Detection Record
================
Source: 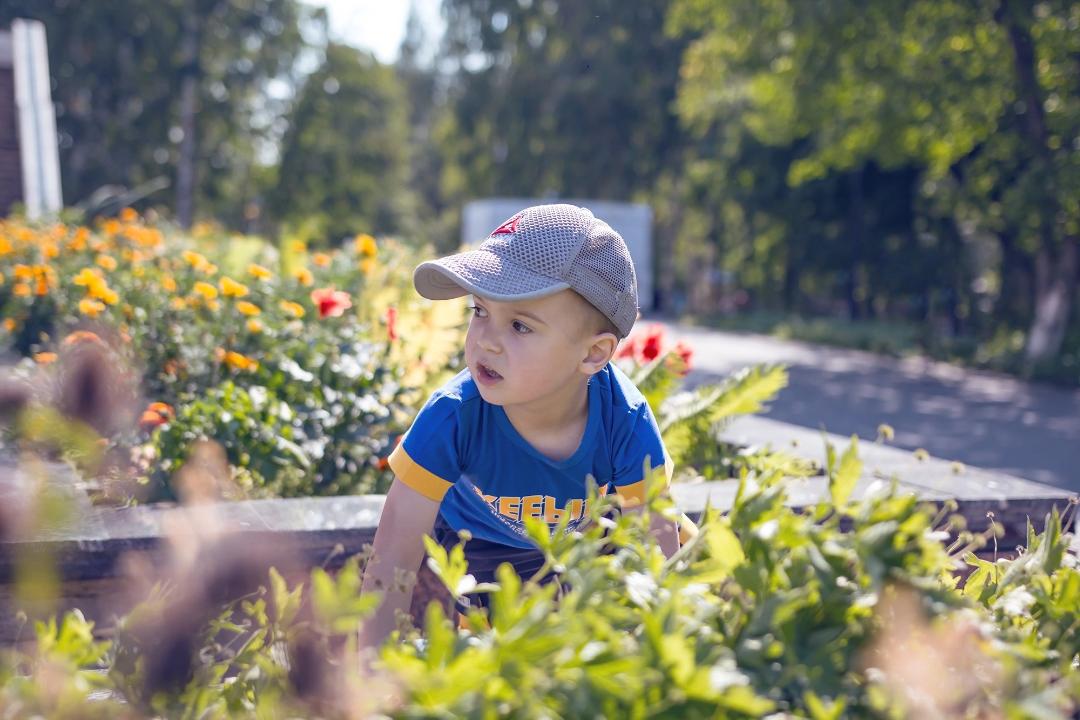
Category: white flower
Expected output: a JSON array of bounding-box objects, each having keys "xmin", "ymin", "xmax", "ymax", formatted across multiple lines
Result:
[
  {"xmin": 248, "ymin": 385, "xmax": 267, "ymax": 409},
  {"xmin": 625, "ymin": 572, "xmax": 657, "ymax": 607},
  {"xmin": 993, "ymin": 587, "xmax": 1036, "ymax": 617},
  {"xmin": 454, "ymin": 574, "xmax": 477, "ymax": 596},
  {"xmin": 280, "ymin": 357, "xmax": 314, "ymax": 382},
  {"xmin": 754, "ymin": 519, "xmax": 779, "ymax": 541},
  {"xmin": 708, "ymin": 660, "xmax": 750, "ymax": 691}
]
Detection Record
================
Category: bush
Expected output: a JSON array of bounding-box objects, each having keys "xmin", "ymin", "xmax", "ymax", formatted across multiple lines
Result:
[
  {"xmin": 0, "ymin": 213, "xmax": 464, "ymax": 501},
  {"xmin": 2, "ymin": 440, "xmax": 1077, "ymax": 718}
]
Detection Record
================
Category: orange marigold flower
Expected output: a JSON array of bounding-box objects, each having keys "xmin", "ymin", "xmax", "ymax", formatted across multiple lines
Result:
[
  {"xmin": 34, "ymin": 352, "xmax": 57, "ymax": 365},
  {"xmin": 162, "ymin": 275, "xmax": 178, "ymax": 292},
  {"xmin": 43, "ymin": 242, "xmax": 60, "ymax": 259},
  {"xmin": 246, "ymin": 318, "xmax": 263, "ymax": 334},
  {"xmin": 224, "ymin": 351, "xmax": 259, "ymax": 372},
  {"xmin": 63, "ymin": 330, "xmax": 106, "ymax": 347},
  {"xmin": 354, "ymin": 233, "xmax": 377, "ymax": 258},
  {"xmin": 169, "ymin": 297, "xmax": 188, "ymax": 311},
  {"xmin": 202, "ymin": 263, "xmax": 218, "ymax": 276},
  {"xmin": 34, "ymin": 275, "xmax": 49, "ymax": 296},
  {"xmin": 102, "ymin": 219, "xmax": 121, "ymax": 236},
  {"xmin": 220, "ymin": 276, "xmax": 249, "ymax": 298},
  {"xmin": 279, "ymin": 300, "xmax": 305, "ymax": 318},
  {"xmin": 79, "ymin": 298, "xmax": 106, "ymax": 317},
  {"xmin": 96, "ymin": 254, "xmax": 118, "ymax": 271},
  {"xmin": 13, "ymin": 264, "xmax": 33, "ymax": 281},
  {"xmin": 193, "ymin": 281, "xmax": 218, "ymax": 300},
  {"xmin": 0, "ymin": 235, "xmax": 13, "ymax": 256},
  {"xmin": 138, "ymin": 401, "xmax": 174, "ymax": 431},
  {"xmin": 13, "ymin": 283, "xmax": 31, "ymax": 297},
  {"xmin": 312, "ymin": 252, "xmax": 332, "ymax": 268},
  {"xmin": 293, "ymin": 267, "xmax": 314, "ymax": 286},
  {"xmin": 247, "ymin": 264, "xmax": 273, "ymax": 280},
  {"xmin": 236, "ymin": 300, "xmax": 261, "ymax": 316},
  {"xmin": 311, "ymin": 287, "xmax": 352, "ymax": 318},
  {"xmin": 147, "ymin": 401, "xmax": 175, "ymax": 419},
  {"xmin": 119, "ymin": 207, "xmax": 138, "ymax": 223},
  {"xmin": 2, "ymin": 318, "xmax": 16, "ymax": 332},
  {"xmin": 73, "ymin": 267, "xmax": 104, "ymax": 287}
]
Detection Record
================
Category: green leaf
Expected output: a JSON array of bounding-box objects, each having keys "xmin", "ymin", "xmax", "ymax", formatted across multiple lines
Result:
[{"xmin": 829, "ymin": 435, "xmax": 862, "ymax": 507}]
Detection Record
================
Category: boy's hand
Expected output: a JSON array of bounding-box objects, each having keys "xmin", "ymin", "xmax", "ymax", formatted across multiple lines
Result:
[{"xmin": 359, "ymin": 478, "xmax": 440, "ymax": 650}]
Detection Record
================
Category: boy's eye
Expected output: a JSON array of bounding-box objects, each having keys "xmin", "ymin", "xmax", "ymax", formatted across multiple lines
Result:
[
  {"xmin": 512, "ymin": 320, "xmax": 532, "ymax": 334},
  {"xmin": 468, "ymin": 305, "xmax": 487, "ymax": 318}
]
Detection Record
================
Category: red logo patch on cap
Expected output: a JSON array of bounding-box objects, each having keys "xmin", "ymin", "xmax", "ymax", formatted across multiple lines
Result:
[{"xmin": 491, "ymin": 215, "xmax": 521, "ymax": 235}]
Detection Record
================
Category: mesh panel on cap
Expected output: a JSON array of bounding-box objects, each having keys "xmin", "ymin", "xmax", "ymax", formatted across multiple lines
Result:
[
  {"xmin": 436, "ymin": 250, "xmax": 564, "ymax": 297},
  {"xmin": 481, "ymin": 205, "xmax": 591, "ymax": 279}
]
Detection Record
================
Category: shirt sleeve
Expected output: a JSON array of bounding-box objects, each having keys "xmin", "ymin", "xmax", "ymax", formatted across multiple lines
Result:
[
  {"xmin": 610, "ymin": 404, "xmax": 673, "ymax": 507},
  {"xmin": 387, "ymin": 392, "xmax": 461, "ymax": 502}
]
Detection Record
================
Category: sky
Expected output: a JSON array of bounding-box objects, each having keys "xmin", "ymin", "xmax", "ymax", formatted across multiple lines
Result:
[{"xmin": 307, "ymin": 0, "xmax": 444, "ymax": 64}]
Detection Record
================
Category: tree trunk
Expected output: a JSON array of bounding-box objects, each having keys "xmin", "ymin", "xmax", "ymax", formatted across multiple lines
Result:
[
  {"xmin": 1025, "ymin": 240, "xmax": 1078, "ymax": 365},
  {"xmin": 175, "ymin": 3, "xmax": 201, "ymax": 229},
  {"xmin": 998, "ymin": 0, "xmax": 1076, "ymax": 363},
  {"xmin": 845, "ymin": 168, "xmax": 866, "ymax": 320}
]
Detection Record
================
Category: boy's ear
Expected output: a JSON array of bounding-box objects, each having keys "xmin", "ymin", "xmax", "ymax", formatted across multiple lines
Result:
[{"xmin": 581, "ymin": 332, "xmax": 618, "ymax": 374}]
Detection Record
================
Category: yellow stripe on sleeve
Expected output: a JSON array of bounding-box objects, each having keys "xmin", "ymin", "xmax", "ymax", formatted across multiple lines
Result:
[
  {"xmin": 614, "ymin": 452, "xmax": 675, "ymax": 508},
  {"xmin": 387, "ymin": 443, "xmax": 454, "ymax": 502}
]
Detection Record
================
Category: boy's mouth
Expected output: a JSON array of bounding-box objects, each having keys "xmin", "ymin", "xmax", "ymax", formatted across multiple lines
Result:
[{"xmin": 475, "ymin": 361, "xmax": 503, "ymax": 385}]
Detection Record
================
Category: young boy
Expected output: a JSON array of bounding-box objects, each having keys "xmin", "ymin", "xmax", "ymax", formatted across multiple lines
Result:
[{"xmin": 360, "ymin": 204, "xmax": 680, "ymax": 646}]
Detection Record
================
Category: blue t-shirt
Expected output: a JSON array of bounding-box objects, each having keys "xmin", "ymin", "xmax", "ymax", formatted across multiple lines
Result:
[{"xmin": 388, "ymin": 362, "xmax": 671, "ymax": 551}]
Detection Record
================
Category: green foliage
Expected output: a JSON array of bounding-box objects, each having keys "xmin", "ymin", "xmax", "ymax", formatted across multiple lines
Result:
[
  {"xmin": 7, "ymin": 440, "xmax": 1078, "ymax": 716},
  {"xmin": 271, "ymin": 43, "xmax": 414, "ymax": 243}
]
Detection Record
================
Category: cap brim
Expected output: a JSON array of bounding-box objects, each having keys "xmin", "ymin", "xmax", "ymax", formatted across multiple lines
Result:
[{"xmin": 414, "ymin": 249, "xmax": 570, "ymax": 302}]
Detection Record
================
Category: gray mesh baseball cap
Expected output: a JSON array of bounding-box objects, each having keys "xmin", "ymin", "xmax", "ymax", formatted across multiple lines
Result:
[{"xmin": 414, "ymin": 204, "xmax": 639, "ymax": 337}]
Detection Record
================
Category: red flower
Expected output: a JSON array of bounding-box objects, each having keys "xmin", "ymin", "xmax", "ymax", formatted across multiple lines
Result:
[
  {"xmin": 385, "ymin": 305, "xmax": 398, "ymax": 342},
  {"xmin": 615, "ymin": 334, "xmax": 638, "ymax": 360},
  {"xmin": 638, "ymin": 324, "xmax": 665, "ymax": 363},
  {"xmin": 310, "ymin": 287, "xmax": 352, "ymax": 318},
  {"xmin": 667, "ymin": 341, "xmax": 694, "ymax": 376}
]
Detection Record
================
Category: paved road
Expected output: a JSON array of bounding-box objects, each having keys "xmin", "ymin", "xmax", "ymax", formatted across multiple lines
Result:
[{"xmin": 659, "ymin": 321, "xmax": 1080, "ymax": 493}]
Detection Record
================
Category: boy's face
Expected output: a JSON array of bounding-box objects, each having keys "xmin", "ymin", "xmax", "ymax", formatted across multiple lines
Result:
[{"xmin": 464, "ymin": 290, "xmax": 613, "ymax": 410}]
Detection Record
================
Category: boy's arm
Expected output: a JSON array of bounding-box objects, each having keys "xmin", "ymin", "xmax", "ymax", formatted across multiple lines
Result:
[{"xmin": 359, "ymin": 477, "xmax": 441, "ymax": 649}]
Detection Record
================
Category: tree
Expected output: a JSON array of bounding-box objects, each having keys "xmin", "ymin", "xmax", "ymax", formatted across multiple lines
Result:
[
  {"xmin": 271, "ymin": 43, "xmax": 413, "ymax": 243},
  {"xmin": 0, "ymin": 0, "xmax": 310, "ymax": 228},
  {"xmin": 669, "ymin": 0, "xmax": 1080, "ymax": 363}
]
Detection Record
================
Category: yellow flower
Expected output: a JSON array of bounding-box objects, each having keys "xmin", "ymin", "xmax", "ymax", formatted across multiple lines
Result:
[
  {"xmin": 236, "ymin": 301, "xmax": 261, "ymax": 316},
  {"xmin": 73, "ymin": 267, "xmax": 102, "ymax": 287},
  {"xmin": 360, "ymin": 257, "xmax": 376, "ymax": 276},
  {"xmin": 183, "ymin": 250, "xmax": 210, "ymax": 270},
  {"xmin": 43, "ymin": 242, "xmax": 59, "ymax": 259},
  {"xmin": 169, "ymin": 297, "xmax": 187, "ymax": 311},
  {"xmin": 220, "ymin": 276, "xmax": 249, "ymax": 298},
  {"xmin": 97, "ymin": 287, "xmax": 119, "ymax": 305},
  {"xmin": 119, "ymin": 207, "xmax": 138, "ymax": 223},
  {"xmin": 0, "ymin": 235, "xmax": 12, "ymax": 256},
  {"xmin": 279, "ymin": 300, "xmax": 305, "ymax": 318},
  {"xmin": 246, "ymin": 318, "xmax": 263, "ymax": 334},
  {"xmin": 354, "ymin": 233, "xmax": 377, "ymax": 258},
  {"xmin": 2, "ymin": 318, "xmax": 16, "ymax": 332},
  {"xmin": 224, "ymin": 351, "xmax": 259, "ymax": 372},
  {"xmin": 34, "ymin": 352, "xmax": 57, "ymax": 365},
  {"xmin": 202, "ymin": 262, "xmax": 218, "ymax": 276},
  {"xmin": 96, "ymin": 254, "xmax": 118, "ymax": 271},
  {"xmin": 312, "ymin": 252, "xmax": 332, "ymax": 268},
  {"xmin": 13, "ymin": 264, "xmax": 33, "ymax": 281},
  {"xmin": 13, "ymin": 283, "xmax": 31, "ymax": 297},
  {"xmin": 193, "ymin": 281, "xmax": 218, "ymax": 300},
  {"xmin": 293, "ymin": 267, "xmax": 313, "ymax": 286},
  {"xmin": 102, "ymin": 219, "xmax": 121, "ymax": 236},
  {"xmin": 247, "ymin": 264, "xmax": 273, "ymax": 280},
  {"xmin": 79, "ymin": 298, "xmax": 106, "ymax": 317},
  {"xmin": 290, "ymin": 240, "xmax": 306, "ymax": 253},
  {"xmin": 162, "ymin": 275, "xmax": 178, "ymax": 292},
  {"xmin": 193, "ymin": 221, "xmax": 215, "ymax": 238}
]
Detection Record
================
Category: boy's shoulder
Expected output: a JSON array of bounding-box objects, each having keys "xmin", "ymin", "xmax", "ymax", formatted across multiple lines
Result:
[
  {"xmin": 425, "ymin": 368, "xmax": 483, "ymax": 411},
  {"xmin": 593, "ymin": 361, "xmax": 651, "ymax": 417}
]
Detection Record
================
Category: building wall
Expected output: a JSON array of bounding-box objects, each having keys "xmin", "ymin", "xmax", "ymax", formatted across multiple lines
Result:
[{"xmin": 0, "ymin": 30, "xmax": 22, "ymax": 216}]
